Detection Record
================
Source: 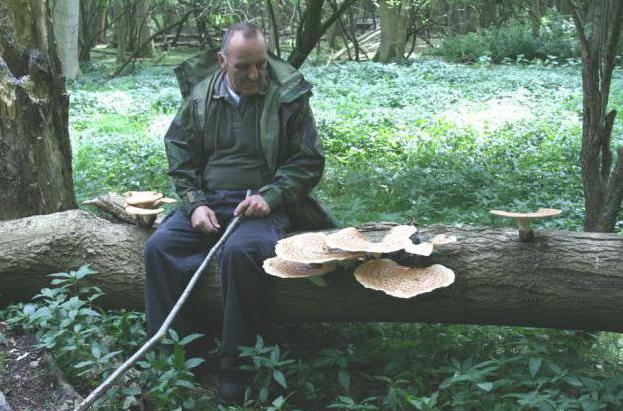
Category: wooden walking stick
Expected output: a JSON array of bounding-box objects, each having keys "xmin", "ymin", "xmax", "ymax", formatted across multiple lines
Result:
[{"xmin": 75, "ymin": 190, "xmax": 251, "ymax": 410}]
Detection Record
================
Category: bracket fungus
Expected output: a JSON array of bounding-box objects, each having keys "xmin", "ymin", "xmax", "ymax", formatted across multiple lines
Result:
[
  {"xmin": 266, "ymin": 225, "xmax": 458, "ymax": 296},
  {"xmin": 325, "ymin": 225, "xmax": 417, "ymax": 254},
  {"xmin": 404, "ymin": 234, "xmax": 458, "ymax": 256},
  {"xmin": 275, "ymin": 232, "xmax": 364, "ymax": 264},
  {"xmin": 263, "ymin": 257, "xmax": 337, "ymax": 278},
  {"xmin": 354, "ymin": 259, "xmax": 455, "ymax": 298},
  {"xmin": 123, "ymin": 191, "xmax": 176, "ymax": 228},
  {"xmin": 490, "ymin": 208, "xmax": 562, "ymax": 242}
]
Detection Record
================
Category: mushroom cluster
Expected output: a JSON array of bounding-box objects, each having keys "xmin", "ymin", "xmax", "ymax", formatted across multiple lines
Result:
[
  {"xmin": 124, "ymin": 191, "xmax": 176, "ymax": 227},
  {"xmin": 263, "ymin": 225, "xmax": 457, "ymax": 299}
]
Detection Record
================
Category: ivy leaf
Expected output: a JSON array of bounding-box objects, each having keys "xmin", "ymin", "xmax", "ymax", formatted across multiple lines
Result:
[
  {"xmin": 273, "ymin": 370, "xmax": 287, "ymax": 388},
  {"xmin": 529, "ymin": 357, "xmax": 542, "ymax": 378}
]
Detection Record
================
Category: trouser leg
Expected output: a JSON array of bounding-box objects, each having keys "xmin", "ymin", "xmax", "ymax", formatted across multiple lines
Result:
[
  {"xmin": 144, "ymin": 210, "xmax": 217, "ymax": 337},
  {"xmin": 218, "ymin": 211, "xmax": 289, "ymax": 360}
]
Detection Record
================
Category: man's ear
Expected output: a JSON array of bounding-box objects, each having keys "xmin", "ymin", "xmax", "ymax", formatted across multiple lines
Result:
[{"xmin": 217, "ymin": 52, "xmax": 226, "ymax": 70}]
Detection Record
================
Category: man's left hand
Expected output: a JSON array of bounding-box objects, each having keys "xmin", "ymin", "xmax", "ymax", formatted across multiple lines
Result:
[{"xmin": 234, "ymin": 194, "xmax": 271, "ymax": 217}]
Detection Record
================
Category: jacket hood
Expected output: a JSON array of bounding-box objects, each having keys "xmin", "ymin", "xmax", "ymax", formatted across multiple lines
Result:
[{"xmin": 173, "ymin": 49, "xmax": 311, "ymax": 103}]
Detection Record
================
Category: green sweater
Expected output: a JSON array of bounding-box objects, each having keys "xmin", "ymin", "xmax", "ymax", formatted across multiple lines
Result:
[{"xmin": 204, "ymin": 72, "xmax": 270, "ymax": 191}]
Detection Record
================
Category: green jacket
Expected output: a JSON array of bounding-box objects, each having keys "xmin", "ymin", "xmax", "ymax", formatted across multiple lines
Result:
[{"xmin": 165, "ymin": 50, "xmax": 336, "ymax": 231}]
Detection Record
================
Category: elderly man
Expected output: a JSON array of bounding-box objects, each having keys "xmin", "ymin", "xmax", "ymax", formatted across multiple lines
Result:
[{"xmin": 143, "ymin": 22, "xmax": 333, "ymax": 405}]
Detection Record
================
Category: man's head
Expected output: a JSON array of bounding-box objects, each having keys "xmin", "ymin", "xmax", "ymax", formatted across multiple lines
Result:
[{"xmin": 218, "ymin": 22, "xmax": 268, "ymax": 96}]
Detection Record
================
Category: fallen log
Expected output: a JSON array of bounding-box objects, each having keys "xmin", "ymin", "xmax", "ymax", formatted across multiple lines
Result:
[{"xmin": 1, "ymin": 210, "xmax": 622, "ymax": 332}]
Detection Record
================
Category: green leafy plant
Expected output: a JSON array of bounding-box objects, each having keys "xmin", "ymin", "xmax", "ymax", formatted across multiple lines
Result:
[{"xmin": 239, "ymin": 335, "xmax": 296, "ymax": 404}]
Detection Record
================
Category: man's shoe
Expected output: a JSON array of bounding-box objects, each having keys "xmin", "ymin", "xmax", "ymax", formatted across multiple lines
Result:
[{"xmin": 216, "ymin": 378, "xmax": 246, "ymax": 406}]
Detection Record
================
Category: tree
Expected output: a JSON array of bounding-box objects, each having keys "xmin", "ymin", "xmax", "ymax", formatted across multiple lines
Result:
[
  {"xmin": 288, "ymin": 0, "xmax": 357, "ymax": 68},
  {"xmin": 79, "ymin": 0, "xmax": 108, "ymax": 62},
  {"xmin": 53, "ymin": 0, "xmax": 80, "ymax": 79},
  {"xmin": 0, "ymin": 0, "xmax": 77, "ymax": 220},
  {"xmin": 113, "ymin": 0, "xmax": 154, "ymax": 65},
  {"xmin": 568, "ymin": 0, "xmax": 623, "ymax": 232},
  {"xmin": 374, "ymin": 0, "xmax": 410, "ymax": 63}
]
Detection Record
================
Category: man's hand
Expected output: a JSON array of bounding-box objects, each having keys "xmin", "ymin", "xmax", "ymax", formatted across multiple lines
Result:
[
  {"xmin": 191, "ymin": 205, "xmax": 221, "ymax": 234},
  {"xmin": 234, "ymin": 194, "xmax": 271, "ymax": 217}
]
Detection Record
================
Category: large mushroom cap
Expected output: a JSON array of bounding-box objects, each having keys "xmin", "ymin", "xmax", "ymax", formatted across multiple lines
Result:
[
  {"xmin": 326, "ymin": 225, "xmax": 416, "ymax": 254},
  {"xmin": 275, "ymin": 232, "xmax": 363, "ymax": 264},
  {"xmin": 490, "ymin": 208, "xmax": 562, "ymax": 219},
  {"xmin": 263, "ymin": 257, "xmax": 337, "ymax": 278},
  {"xmin": 124, "ymin": 191, "xmax": 163, "ymax": 208},
  {"xmin": 354, "ymin": 259, "xmax": 455, "ymax": 298}
]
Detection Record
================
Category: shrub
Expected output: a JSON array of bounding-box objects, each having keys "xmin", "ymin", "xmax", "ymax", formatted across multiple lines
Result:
[{"xmin": 433, "ymin": 14, "xmax": 579, "ymax": 64}]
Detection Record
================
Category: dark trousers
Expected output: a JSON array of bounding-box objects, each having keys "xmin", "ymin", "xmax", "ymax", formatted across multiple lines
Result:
[{"xmin": 144, "ymin": 190, "xmax": 289, "ymax": 361}]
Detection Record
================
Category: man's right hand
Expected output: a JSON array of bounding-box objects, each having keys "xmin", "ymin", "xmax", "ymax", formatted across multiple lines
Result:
[{"xmin": 191, "ymin": 205, "xmax": 221, "ymax": 234}]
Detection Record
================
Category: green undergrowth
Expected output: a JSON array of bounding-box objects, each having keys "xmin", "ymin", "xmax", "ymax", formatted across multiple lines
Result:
[
  {"xmin": 2, "ymin": 269, "xmax": 623, "ymax": 410},
  {"xmin": 69, "ymin": 51, "xmax": 622, "ymax": 231},
  {"xmin": 431, "ymin": 14, "xmax": 580, "ymax": 64}
]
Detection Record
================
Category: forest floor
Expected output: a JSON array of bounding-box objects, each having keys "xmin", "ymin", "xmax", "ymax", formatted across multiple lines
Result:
[{"xmin": 0, "ymin": 323, "xmax": 80, "ymax": 411}]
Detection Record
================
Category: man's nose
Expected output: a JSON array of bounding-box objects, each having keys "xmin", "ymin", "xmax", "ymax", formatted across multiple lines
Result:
[{"xmin": 247, "ymin": 66, "xmax": 259, "ymax": 81}]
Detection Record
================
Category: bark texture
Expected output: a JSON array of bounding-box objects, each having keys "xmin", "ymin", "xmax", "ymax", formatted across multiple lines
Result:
[
  {"xmin": 52, "ymin": 0, "xmax": 80, "ymax": 79},
  {"xmin": 1, "ymin": 210, "xmax": 623, "ymax": 332},
  {"xmin": 0, "ymin": 0, "xmax": 77, "ymax": 221}
]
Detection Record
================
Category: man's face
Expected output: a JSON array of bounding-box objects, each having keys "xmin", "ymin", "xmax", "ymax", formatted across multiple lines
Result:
[{"xmin": 219, "ymin": 32, "xmax": 268, "ymax": 96}]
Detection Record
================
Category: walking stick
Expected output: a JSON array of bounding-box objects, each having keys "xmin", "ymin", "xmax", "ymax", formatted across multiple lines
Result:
[{"xmin": 75, "ymin": 190, "xmax": 251, "ymax": 411}]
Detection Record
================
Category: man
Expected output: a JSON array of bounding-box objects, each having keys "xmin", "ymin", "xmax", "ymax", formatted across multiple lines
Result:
[{"xmin": 144, "ymin": 22, "xmax": 334, "ymax": 405}]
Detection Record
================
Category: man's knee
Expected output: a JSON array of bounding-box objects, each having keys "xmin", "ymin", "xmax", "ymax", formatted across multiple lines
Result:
[
  {"xmin": 144, "ymin": 230, "xmax": 176, "ymax": 276},
  {"xmin": 221, "ymin": 234, "xmax": 275, "ymax": 263},
  {"xmin": 144, "ymin": 232, "xmax": 166, "ymax": 259}
]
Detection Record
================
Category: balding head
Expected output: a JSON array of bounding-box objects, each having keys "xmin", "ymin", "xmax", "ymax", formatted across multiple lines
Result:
[
  {"xmin": 220, "ymin": 22, "xmax": 266, "ymax": 57},
  {"xmin": 218, "ymin": 22, "xmax": 268, "ymax": 96}
]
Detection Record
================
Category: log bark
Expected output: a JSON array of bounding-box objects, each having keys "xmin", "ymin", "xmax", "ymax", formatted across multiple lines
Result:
[{"xmin": 1, "ymin": 210, "xmax": 623, "ymax": 332}]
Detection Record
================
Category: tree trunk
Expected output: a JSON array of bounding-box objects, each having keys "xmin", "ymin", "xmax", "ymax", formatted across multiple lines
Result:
[
  {"xmin": 0, "ymin": 0, "xmax": 77, "ymax": 221},
  {"xmin": 79, "ymin": 0, "xmax": 107, "ymax": 62},
  {"xmin": 113, "ymin": 0, "xmax": 130, "ymax": 65},
  {"xmin": 266, "ymin": 0, "xmax": 281, "ymax": 56},
  {"xmin": 373, "ymin": 0, "xmax": 409, "ymax": 63},
  {"xmin": 479, "ymin": 0, "xmax": 497, "ymax": 28},
  {"xmin": 288, "ymin": 0, "xmax": 357, "ymax": 69},
  {"xmin": 2, "ymin": 210, "xmax": 623, "ymax": 333},
  {"xmin": 134, "ymin": 0, "xmax": 154, "ymax": 57},
  {"xmin": 52, "ymin": 0, "xmax": 80, "ymax": 79},
  {"xmin": 568, "ymin": 0, "xmax": 623, "ymax": 232}
]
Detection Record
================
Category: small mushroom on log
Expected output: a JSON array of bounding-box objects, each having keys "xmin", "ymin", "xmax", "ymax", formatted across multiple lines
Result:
[{"xmin": 490, "ymin": 208, "xmax": 562, "ymax": 242}]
